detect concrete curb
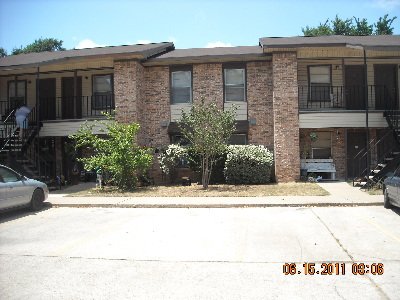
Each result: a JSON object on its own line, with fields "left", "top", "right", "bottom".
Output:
{"left": 49, "top": 202, "right": 383, "bottom": 209}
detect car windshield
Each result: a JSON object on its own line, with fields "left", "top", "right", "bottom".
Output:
{"left": 0, "top": 167, "right": 20, "bottom": 183}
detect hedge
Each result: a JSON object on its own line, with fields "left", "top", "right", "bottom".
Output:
{"left": 224, "top": 145, "right": 274, "bottom": 184}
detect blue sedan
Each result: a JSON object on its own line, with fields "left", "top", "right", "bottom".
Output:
{"left": 0, "top": 164, "right": 49, "bottom": 212}
{"left": 383, "top": 172, "right": 400, "bottom": 209}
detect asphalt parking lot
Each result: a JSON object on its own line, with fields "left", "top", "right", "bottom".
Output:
{"left": 1, "top": 205, "right": 399, "bottom": 299}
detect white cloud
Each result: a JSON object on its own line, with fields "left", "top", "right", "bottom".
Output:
{"left": 75, "top": 39, "right": 105, "bottom": 49}
{"left": 205, "top": 41, "right": 233, "bottom": 48}
{"left": 136, "top": 39, "right": 152, "bottom": 44}
{"left": 371, "top": 0, "right": 400, "bottom": 9}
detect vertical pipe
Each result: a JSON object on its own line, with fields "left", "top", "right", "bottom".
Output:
{"left": 364, "top": 48, "right": 370, "bottom": 184}
{"left": 73, "top": 70, "right": 77, "bottom": 118}
{"left": 36, "top": 66, "right": 41, "bottom": 177}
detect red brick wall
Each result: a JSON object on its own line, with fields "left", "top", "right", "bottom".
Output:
{"left": 193, "top": 63, "right": 223, "bottom": 108}
{"left": 142, "top": 66, "right": 170, "bottom": 148}
{"left": 272, "top": 52, "right": 300, "bottom": 182}
{"left": 114, "top": 60, "right": 143, "bottom": 125}
{"left": 247, "top": 61, "right": 274, "bottom": 149}
{"left": 142, "top": 66, "right": 171, "bottom": 183}
{"left": 331, "top": 128, "right": 346, "bottom": 179}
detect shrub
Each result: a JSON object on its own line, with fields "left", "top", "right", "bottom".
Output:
{"left": 159, "top": 144, "right": 188, "bottom": 175}
{"left": 69, "top": 119, "right": 153, "bottom": 190}
{"left": 224, "top": 145, "right": 274, "bottom": 184}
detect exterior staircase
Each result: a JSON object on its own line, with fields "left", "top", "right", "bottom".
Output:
{"left": 353, "top": 107, "right": 400, "bottom": 189}
{"left": 0, "top": 107, "right": 44, "bottom": 181}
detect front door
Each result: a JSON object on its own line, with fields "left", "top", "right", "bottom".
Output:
{"left": 39, "top": 78, "right": 56, "bottom": 120}
{"left": 347, "top": 131, "right": 367, "bottom": 179}
{"left": 62, "top": 77, "right": 82, "bottom": 119}
{"left": 345, "top": 65, "right": 366, "bottom": 110}
{"left": 375, "top": 64, "right": 398, "bottom": 110}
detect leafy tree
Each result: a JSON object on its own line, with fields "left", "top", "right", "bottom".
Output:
{"left": 69, "top": 118, "right": 153, "bottom": 190}
{"left": 353, "top": 17, "right": 373, "bottom": 35}
{"left": 331, "top": 15, "right": 354, "bottom": 35}
{"left": 302, "top": 15, "right": 397, "bottom": 36}
{"left": 179, "top": 100, "right": 236, "bottom": 189}
{"left": 375, "top": 14, "right": 397, "bottom": 35}
{"left": 302, "top": 20, "right": 333, "bottom": 36}
{"left": 0, "top": 47, "right": 7, "bottom": 57}
{"left": 11, "top": 38, "right": 65, "bottom": 55}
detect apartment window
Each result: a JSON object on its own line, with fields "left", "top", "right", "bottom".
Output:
{"left": 229, "top": 134, "right": 247, "bottom": 145}
{"left": 8, "top": 80, "right": 26, "bottom": 109}
{"left": 171, "top": 68, "right": 192, "bottom": 104}
{"left": 224, "top": 66, "right": 245, "bottom": 102}
{"left": 92, "top": 74, "right": 114, "bottom": 110}
{"left": 311, "top": 131, "right": 331, "bottom": 159}
{"left": 309, "top": 66, "right": 331, "bottom": 101}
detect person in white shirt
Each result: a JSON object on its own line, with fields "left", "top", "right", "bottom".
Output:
{"left": 15, "top": 105, "right": 31, "bottom": 139}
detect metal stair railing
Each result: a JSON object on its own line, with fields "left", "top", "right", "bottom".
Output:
{"left": 352, "top": 130, "right": 399, "bottom": 188}
{"left": 0, "top": 109, "right": 18, "bottom": 152}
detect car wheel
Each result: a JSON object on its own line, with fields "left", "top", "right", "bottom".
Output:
{"left": 31, "top": 188, "right": 44, "bottom": 211}
{"left": 384, "top": 187, "right": 392, "bottom": 209}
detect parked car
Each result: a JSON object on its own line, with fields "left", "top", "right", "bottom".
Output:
{"left": 383, "top": 170, "right": 400, "bottom": 209}
{"left": 0, "top": 164, "right": 49, "bottom": 212}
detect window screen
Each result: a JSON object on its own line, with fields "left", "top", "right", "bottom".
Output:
{"left": 309, "top": 66, "right": 331, "bottom": 101}
{"left": 171, "top": 71, "right": 192, "bottom": 104}
{"left": 224, "top": 68, "right": 245, "bottom": 102}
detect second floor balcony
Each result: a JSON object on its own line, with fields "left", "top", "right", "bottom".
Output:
{"left": 299, "top": 85, "right": 398, "bottom": 111}
{"left": 1, "top": 94, "right": 115, "bottom": 122}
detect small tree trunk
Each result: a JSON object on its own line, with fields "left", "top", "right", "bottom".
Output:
{"left": 202, "top": 155, "right": 209, "bottom": 189}
{"left": 207, "top": 157, "right": 214, "bottom": 187}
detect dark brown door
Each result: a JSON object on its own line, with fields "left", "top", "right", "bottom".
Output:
{"left": 62, "top": 77, "right": 82, "bottom": 119}
{"left": 347, "top": 131, "right": 367, "bottom": 178}
{"left": 374, "top": 64, "right": 397, "bottom": 110}
{"left": 39, "top": 78, "right": 56, "bottom": 120}
{"left": 345, "top": 65, "right": 365, "bottom": 110}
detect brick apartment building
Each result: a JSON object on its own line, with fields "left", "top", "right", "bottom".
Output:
{"left": 1, "top": 35, "right": 399, "bottom": 185}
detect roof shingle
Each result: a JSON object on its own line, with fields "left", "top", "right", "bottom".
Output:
{"left": 259, "top": 35, "right": 400, "bottom": 50}
{"left": 0, "top": 42, "right": 174, "bottom": 69}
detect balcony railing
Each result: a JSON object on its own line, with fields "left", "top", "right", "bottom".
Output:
{"left": 299, "top": 85, "right": 397, "bottom": 111}
{"left": 40, "top": 95, "right": 115, "bottom": 120}
{"left": 0, "top": 95, "right": 115, "bottom": 122}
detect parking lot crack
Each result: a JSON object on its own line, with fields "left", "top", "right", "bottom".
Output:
{"left": 311, "top": 208, "right": 390, "bottom": 300}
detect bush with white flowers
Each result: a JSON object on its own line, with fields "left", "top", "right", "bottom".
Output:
{"left": 224, "top": 145, "right": 274, "bottom": 184}
{"left": 159, "top": 144, "right": 188, "bottom": 175}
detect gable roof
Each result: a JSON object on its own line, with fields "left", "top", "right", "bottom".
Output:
{"left": 0, "top": 42, "right": 174, "bottom": 69}
{"left": 259, "top": 35, "right": 400, "bottom": 51}
{"left": 146, "top": 46, "right": 264, "bottom": 64}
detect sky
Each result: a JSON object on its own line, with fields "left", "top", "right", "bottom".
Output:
{"left": 0, "top": 0, "right": 399, "bottom": 53}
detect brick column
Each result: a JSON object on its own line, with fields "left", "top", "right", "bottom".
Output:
{"left": 193, "top": 64, "right": 223, "bottom": 108}
{"left": 331, "top": 128, "right": 346, "bottom": 179}
{"left": 55, "top": 137, "right": 63, "bottom": 177}
{"left": 272, "top": 52, "right": 300, "bottom": 182}
{"left": 114, "top": 60, "right": 144, "bottom": 125}
{"left": 247, "top": 61, "right": 274, "bottom": 149}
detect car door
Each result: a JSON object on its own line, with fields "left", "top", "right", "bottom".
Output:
{"left": 0, "top": 166, "right": 32, "bottom": 209}
{"left": 388, "top": 169, "right": 400, "bottom": 206}
{"left": 0, "top": 174, "right": 10, "bottom": 209}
